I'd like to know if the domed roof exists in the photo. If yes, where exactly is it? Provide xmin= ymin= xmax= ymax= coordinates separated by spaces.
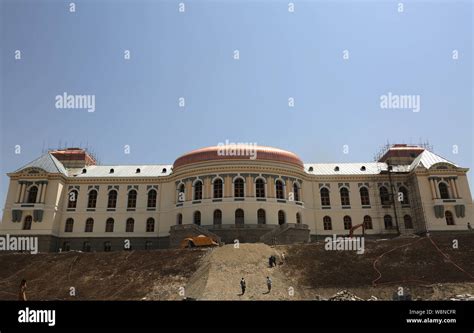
xmin=173 ymin=145 xmax=303 ymax=169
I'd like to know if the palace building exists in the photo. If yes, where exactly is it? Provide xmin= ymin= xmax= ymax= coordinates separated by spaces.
xmin=0 ymin=144 xmax=472 ymax=252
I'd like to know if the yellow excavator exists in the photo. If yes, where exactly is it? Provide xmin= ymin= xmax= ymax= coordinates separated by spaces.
xmin=180 ymin=235 xmax=219 ymax=248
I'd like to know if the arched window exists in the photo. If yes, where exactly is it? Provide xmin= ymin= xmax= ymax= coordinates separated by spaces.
xmin=439 ymin=183 xmax=450 ymax=199
xmin=363 ymin=215 xmax=373 ymax=229
xmin=384 ymin=215 xmax=393 ymax=229
xmin=257 ymin=209 xmax=266 ymax=224
xmin=256 ymin=178 xmax=266 ymax=198
xmin=234 ymin=178 xmax=244 ymax=198
xmin=87 ymin=190 xmax=98 ymax=209
xmin=323 ymin=216 xmax=332 ymax=230
xmin=360 ymin=187 xmax=370 ymax=206
xmin=213 ymin=210 xmax=222 ymax=225
xmin=178 ymin=184 xmax=185 ymax=202
xmin=105 ymin=218 xmax=114 ymax=232
xmin=278 ymin=210 xmax=286 ymax=225
xmin=27 ymin=186 xmax=38 ymax=203
xmin=65 ymin=218 xmax=74 ymax=232
xmin=85 ymin=218 xmax=94 ymax=232
xmin=213 ymin=179 xmax=223 ymax=198
xmin=296 ymin=212 xmax=302 ymax=224
xmin=320 ymin=188 xmax=330 ymax=206
xmin=147 ymin=189 xmax=157 ymax=208
xmin=293 ymin=183 xmax=300 ymax=202
xmin=104 ymin=241 xmax=111 ymax=252
xmin=235 ymin=209 xmax=244 ymax=225
xmin=275 ymin=180 xmax=284 ymax=199
xmin=343 ymin=216 xmax=352 ymax=230
xmin=445 ymin=211 xmax=455 ymax=225
xmin=68 ymin=190 xmax=78 ymax=209
xmin=23 ymin=215 xmax=32 ymax=230
xmin=127 ymin=190 xmax=137 ymax=209
xmin=340 ymin=188 xmax=350 ymax=206
xmin=107 ymin=190 xmax=117 ymax=209
xmin=126 ymin=218 xmax=135 ymax=232
xmin=177 ymin=213 xmax=183 ymax=225
xmin=379 ymin=186 xmax=390 ymax=205
xmin=194 ymin=211 xmax=201 ymax=225
xmin=194 ymin=181 xmax=203 ymax=200
xmin=404 ymin=215 xmax=413 ymax=229
xmin=399 ymin=186 xmax=409 ymax=205
xmin=146 ymin=218 xmax=155 ymax=232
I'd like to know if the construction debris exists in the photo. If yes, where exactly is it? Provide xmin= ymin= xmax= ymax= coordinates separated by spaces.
xmin=328 ymin=290 xmax=364 ymax=301
xmin=449 ymin=294 xmax=474 ymax=301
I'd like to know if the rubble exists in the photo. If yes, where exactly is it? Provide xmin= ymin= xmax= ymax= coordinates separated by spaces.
xmin=328 ymin=290 xmax=364 ymax=301
xmin=449 ymin=294 xmax=474 ymax=301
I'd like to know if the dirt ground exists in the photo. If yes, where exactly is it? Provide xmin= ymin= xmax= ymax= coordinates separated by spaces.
xmin=0 ymin=234 xmax=472 ymax=300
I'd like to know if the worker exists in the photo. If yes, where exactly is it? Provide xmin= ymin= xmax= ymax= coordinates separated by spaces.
xmin=19 ymin=279 xmax=27 ymax=301
xmin=268 ymin=256 xmax=273 ymax=268
xmin=240 ymin=278 xmax=246 ymax=295
xmin=468 ymin=222 xmax=472 ymax=232
xmin=266 ymin=276 xmax=272 ymax=292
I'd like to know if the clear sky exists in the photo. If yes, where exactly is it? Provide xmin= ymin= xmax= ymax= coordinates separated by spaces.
xmin=0 ymin=0 xmax=473 ymax=209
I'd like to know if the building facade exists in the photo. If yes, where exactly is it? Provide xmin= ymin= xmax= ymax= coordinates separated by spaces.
xmin=0 ymin=144 xmax=472 ymax=252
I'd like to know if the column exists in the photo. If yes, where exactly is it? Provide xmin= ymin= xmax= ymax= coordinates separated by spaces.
xmin=267 ymin=176 xmax=274 ymax=198
xmin=285 ymin=179 xmax=292 ymax=199
xmin=429 ymin=178 xmax=436 ymax=199
xmin=19 ymin=183 xmax=27 ymax=203
xmin=452 ymin=178 xmax=460 ymax=198
xmin=434 ymin=179 xmax=440 ymax=199
xmin=204 ymin=177 xmax=211 ymax=199
xmin=225 ymin=176 xmax=232 ymax=197
xmin=40 ymin=182 xmax=47 ymax=203
xmin=449 ymin=178 xmax=458 ymax=198
xmin=185 ymin=180 xmax=192 ymax=201
xmin=16 ymin=182 xmax=23 ymax=203
xmin=246 ymin=175 xmax=253 ymax=197
xmin=446 ymin=179 xmax=454 ymax=198
xmin=36 ymin=183 xmax=43 ymax=203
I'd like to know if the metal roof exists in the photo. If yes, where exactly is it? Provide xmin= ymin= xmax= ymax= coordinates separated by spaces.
xmin=15 ymin=153 xmax=68 ymax=175
xmin=409 ymin=150 xmax=458 ymax=171
xmin=69 ymin=165 xmax=173 ymax=178
xmin=304 ymin=162 xmax=411 ymax=176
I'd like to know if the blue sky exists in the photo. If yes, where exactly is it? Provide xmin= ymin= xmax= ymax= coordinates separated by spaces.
xmin=0 ymin=0 xmax=473 ymax=208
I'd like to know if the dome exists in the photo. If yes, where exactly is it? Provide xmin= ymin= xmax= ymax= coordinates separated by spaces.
xmin=173 ymin=145 xmax=303 ymax=169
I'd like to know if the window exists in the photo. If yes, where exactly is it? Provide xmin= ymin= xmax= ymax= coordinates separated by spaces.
xmin=404 ymin=215 xmax=413 ymax=229
xmin=147 ymin=189 xmax=157 ymax=208
xmin=320 ymin=188 xmax=330 ymax=206
xmin=256 ymin=178 xmax=265 ymax=198
xmin=126 ymin=218 xmax=135 ymax=232
xmin=213 ymin=179 xmax=223 ymax=198
xmin=340 ymin=188 xmax=350 ymax=206
xmin=276 ymin=180 xmax=284 ymax=199
xmin=380 ymin=186 xmax=390 ymax=205
xmin=323 ymin=216 xmax=332 ymax=230
xmin=177 ymin=213 xmax=183 ymax=225
xmin=146 ymin=218 xmax=155 ymax=232
xmin=63 ymin=242 xmax=70 ymax=252
xmin=65 ymin=218 xmax=74 ymax=232
xmin=107 ymin=190 xmax=117 ymax=209
xmin=194 ymin=211 xmax=201 ymax=225
xmin=234 ymin=178 xmax=244 ymax=198
xmin=235 ymin=209 xmax=244 ymax=225
xmin=445 ymin=211 xmax=455 ymax=225
xmin=343 ymin=216 xmax=352 ymax=230
xmin=88 ymin=190 xmax=98 ymax=208
xmin=296 ymin=212 xmax=302 ymax=224
xmin=257 ymin=209 xmax=266 ymax=224
xmin=384 ymin=215 xmax=393 ymax=229
xmin=399 ymin=186 xmax=409 ymax=205
xmin=278 ymin=210 xmax=285 ymax=225
xmin=127 ymin=190 xmax=137 ymax=209
xmin=363 ymin=215 xmax=373 ymax=229
xmin=105 ymin=218 xmax=114 ymax=232
xmin=194 ymin=181 xmax=203 ymax=200
xmin=178 ymin=184 xmax=185 ymax=202
xmin=85 ymin=218 xmax=94 ymax=232
xmin=213 ymin=210 xmax=222 ymax=225
xmin=83 ymin=241 xmax=91 ymax=252
xmin=439 ymin=183 xmax=450 ymax=199
xmin=68 ymin=190 xmax=78 ymax=209
xmin=23 ymin=215 xmax=32 ymax=230
xmin=293 ymin=183 xmax=300 ymax=202
xmin=104 ymin=242 xmax=111 ymax=252
xmin=360 ymin=187 xmax=370 ymax=206
xmin=27 ymin=186 xmax=38 ymax=203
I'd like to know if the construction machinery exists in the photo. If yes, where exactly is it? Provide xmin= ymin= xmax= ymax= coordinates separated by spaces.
xmin=180 ymin=235 xmax=219 ymax=248
xmin=348 ymin=223 xmax=366 ymax=238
